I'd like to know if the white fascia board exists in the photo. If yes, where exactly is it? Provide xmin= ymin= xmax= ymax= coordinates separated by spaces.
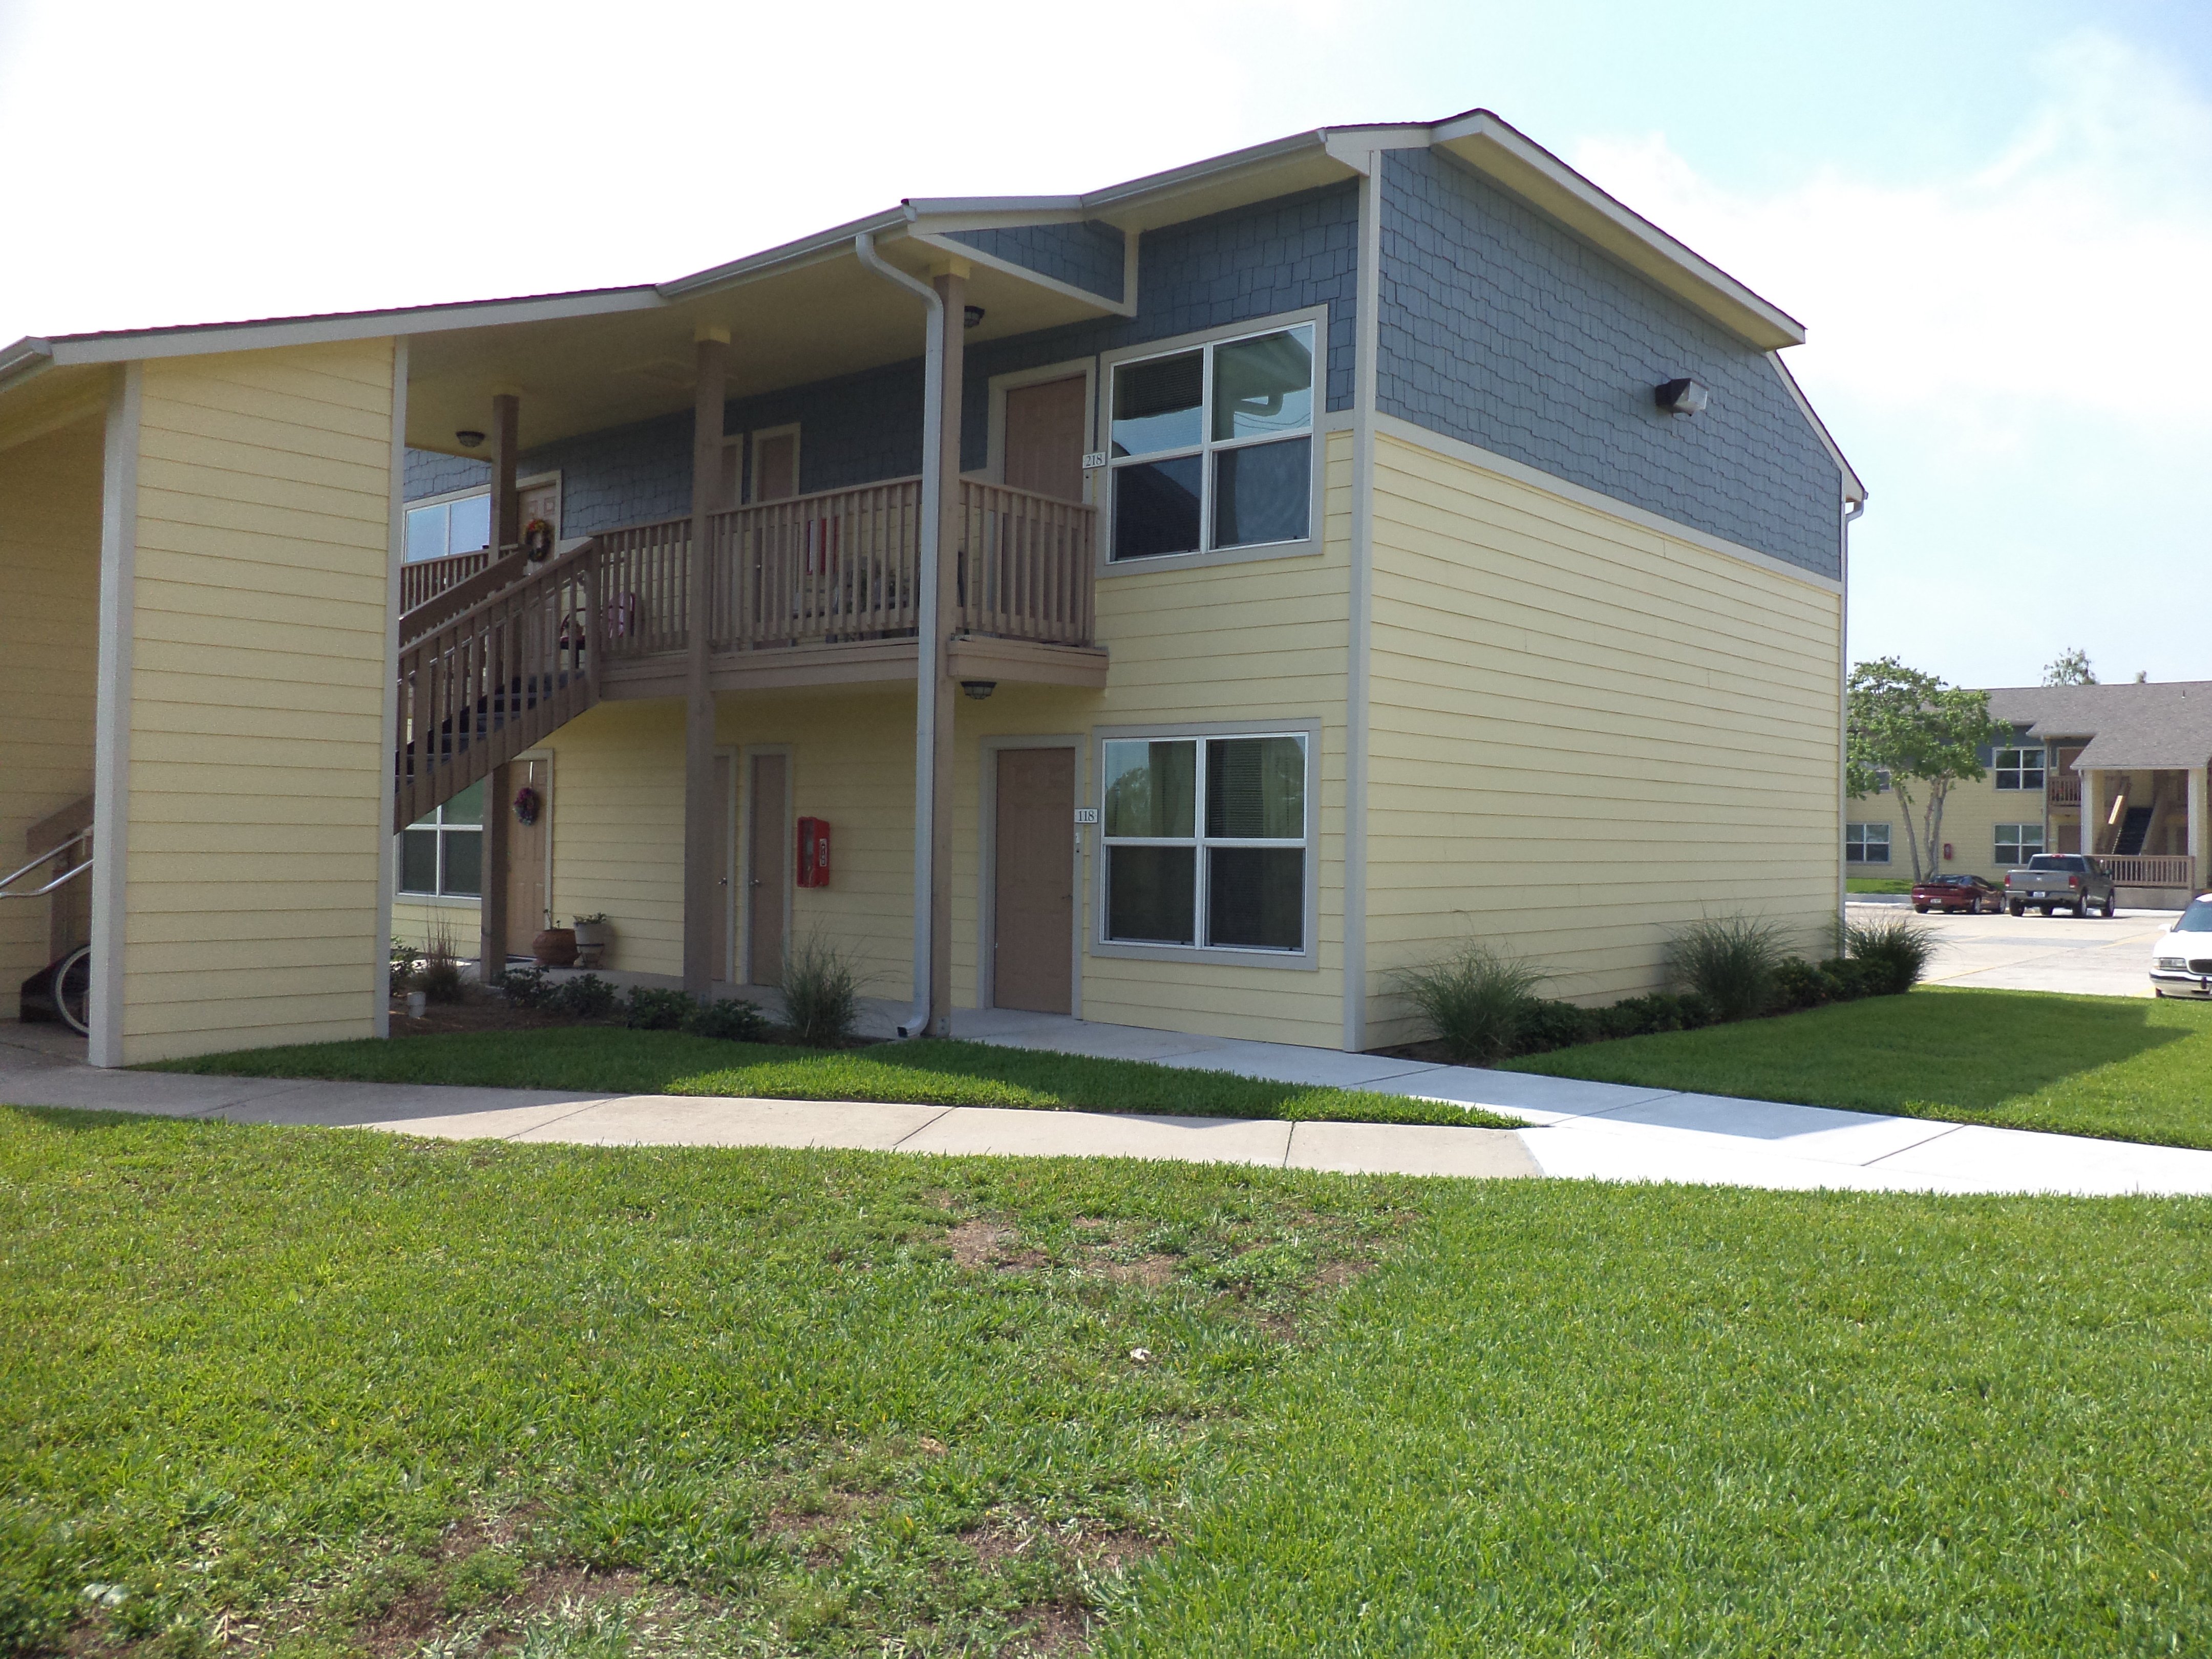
xmin=904 ymin=196 xmax=1086 ymax=227
xmin=0 ymin=336 xmax=54 ymax=390
xmin=657 ymin=207 xmax=912 ymax=299
xmin=1430 ymin=110 xmax=1806 ymax=350
xmin=1076 ymin=127 xmax=1340 ymax=213
xmin=907 ymin=231 xmax=1134 ymax=317
xmin=40 ymin=288 xmax=665 ymax=367
xmin=1322 ymin=127 xmax=1434 ymax=171
xmin=1769 ymin=353 xmax=1866 ymax=504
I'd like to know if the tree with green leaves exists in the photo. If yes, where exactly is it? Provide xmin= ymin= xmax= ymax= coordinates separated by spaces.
xmin=1847 ymin=657 xmax=2007 ymax=883
xmin=2044 ymin=647 xmax=2096 ymax=686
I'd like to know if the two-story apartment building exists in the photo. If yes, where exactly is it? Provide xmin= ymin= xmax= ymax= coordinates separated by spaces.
xmin=1845 ymin=681 xmax=2211 ymax=908
xmin=2 ymin=110 xmax=1863 ymax=1065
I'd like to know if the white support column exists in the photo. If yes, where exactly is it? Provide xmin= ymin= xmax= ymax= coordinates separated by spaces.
xmin=2082 ymin=770 xmax=2103 ymax=858
xmin=2189 ymin=764 xmax=2207 ymax=890
xmin=89 ymin=362 xmax=142 ymax=1068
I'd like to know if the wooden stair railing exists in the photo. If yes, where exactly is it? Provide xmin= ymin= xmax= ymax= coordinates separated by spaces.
xmin=399 ymin=547 xmax=501 ymax=614
xmin=399 ymin=548 xmax=529 ymax=646
xmin=393 ymin=539 xmax=601 ymax=832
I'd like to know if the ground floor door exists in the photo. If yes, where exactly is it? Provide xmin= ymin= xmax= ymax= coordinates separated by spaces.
xmin=712 ymin=753 xmax=735 ymax=979
xmin=747 ymin=752 xmax=789 ymax=986
xmin=992 ymin=747 xmax=1075 ymax=1014
xmin=503 ymin=754 xmax=550 ymax=959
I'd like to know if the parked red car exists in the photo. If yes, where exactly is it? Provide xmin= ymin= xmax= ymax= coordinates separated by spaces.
xmin=1912 ymin=875 xmax=2003 ymax=914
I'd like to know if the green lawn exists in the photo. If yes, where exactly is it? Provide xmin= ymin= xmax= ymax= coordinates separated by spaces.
xmin=4 ymin=1109 xmax=2208 ymax=1655
xmin=1505 ymin=986 xmax=2212 ymax=1147
xmin=1846 ymin=876 xmax=1915 ymax=894
xmin=148 ymin=1028 xmax=1514 ymax=1131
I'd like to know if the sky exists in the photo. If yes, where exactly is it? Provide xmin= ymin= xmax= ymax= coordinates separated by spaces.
xmin=3 ymin=0 xmax=2206 ymax=689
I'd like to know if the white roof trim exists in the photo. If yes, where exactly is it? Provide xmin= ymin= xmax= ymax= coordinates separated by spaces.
xmin=657 ymin=207 xmax=912 ymax=299
xmin=1768 ymin=353 xmax=1866 ymax=504
xmin=907 ymin=231 xmax=1134 ymax=317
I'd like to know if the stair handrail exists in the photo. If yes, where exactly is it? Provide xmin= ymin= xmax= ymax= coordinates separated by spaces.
xmin=399 ymin=547 xmax=531 ymax=645
xmin=403 ymin=537 xmax=601 ymax=650
xmin=1 ymin=825 xmax=91 ymax=900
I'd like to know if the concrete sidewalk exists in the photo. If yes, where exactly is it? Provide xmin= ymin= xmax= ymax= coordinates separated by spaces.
xmin=4 ymin=1015 xmax=2209 ymax=1197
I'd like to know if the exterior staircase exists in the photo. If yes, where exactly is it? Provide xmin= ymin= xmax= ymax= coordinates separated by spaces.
xmin=393 ymin=541 xmax=601 ymax=832
xmin=2114 ymin=804 xmax=2155 ymax=857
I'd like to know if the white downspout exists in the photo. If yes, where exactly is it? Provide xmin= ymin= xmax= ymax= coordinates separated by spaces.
xmin=854 ymin=230 xmax=943 ymax=1038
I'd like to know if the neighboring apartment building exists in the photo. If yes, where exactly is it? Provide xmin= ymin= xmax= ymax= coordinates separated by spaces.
xmin=1845 ymin=682 xmax=2212 ymax=907
xmin=1 ymin=110 xmax=1862 ymax=1066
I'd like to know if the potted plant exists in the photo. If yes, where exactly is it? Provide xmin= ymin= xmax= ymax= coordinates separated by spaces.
xmin=533 ymin=925 xmax=578 ymax=968
xmin=571 ymin=912 xmax=611 ymax=969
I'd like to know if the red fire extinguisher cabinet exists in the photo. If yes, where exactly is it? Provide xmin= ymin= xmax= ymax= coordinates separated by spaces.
xmin=796 ymin=817 xmax=831 ymax=887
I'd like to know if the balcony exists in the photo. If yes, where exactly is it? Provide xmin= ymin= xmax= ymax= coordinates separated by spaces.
xmin=2047 ymin=774 xmax=2081 ymax=807
xmin=593 ymin=476 xmax=1101 ymax=694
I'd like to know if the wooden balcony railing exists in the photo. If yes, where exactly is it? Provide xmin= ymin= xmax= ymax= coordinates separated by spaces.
xmin=593 ymin=477 xmax=1094 ymax=661
xmin=2047 ymin=775 xmax=2081 ymax=807
xmin=399 ymin=547 xmax=498 ymax=613
xmin=394 ymin=540 xmax=599 ymax=832
xmin=2099 ymin=855 xmax=2198 ymax=888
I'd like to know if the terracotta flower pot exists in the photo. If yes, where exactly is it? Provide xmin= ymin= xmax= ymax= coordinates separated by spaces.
xmin=533 ymin=927 xmax=578 ymax=968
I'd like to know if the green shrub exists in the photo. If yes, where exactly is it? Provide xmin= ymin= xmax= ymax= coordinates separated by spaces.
xmin=1844 ymin=914 xmax=1939 ymax=995
xmin=623 ymin=987 xmax=695 ymax=1031
xmin=682 ymin=997 xmax=769 ymax=1042
xmin=1676 ymin=991 xmax=1717 ymax=1029
xmin=1772 ymin=958 xmax=1831 ymax=1012
xmin=1818 ymin=956 xmax=1879 ymax=1001
xmin=781 ymin=938 xmax=866 ymax=1048
xmin=545 ymin=974 xmax=617 ymax=1020
xmin=1665 ymin=916 xmax=1793 ymax=1022
xmin=500 ymin=966 xmax=550 ymax=1009
xmin=1391 ymin=944 xmax=1548 ymax=1064
xmin=1516 ymin=998 xmax=1594 ymax=1055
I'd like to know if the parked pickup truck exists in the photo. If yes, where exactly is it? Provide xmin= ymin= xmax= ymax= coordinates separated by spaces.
xmin=2004 ymin=854 xmax=2117 ymax=918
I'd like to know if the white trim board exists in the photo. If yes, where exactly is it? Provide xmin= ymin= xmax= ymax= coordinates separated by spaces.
xmin=376 ymin=339 xmax=409 ymax=1037
xmin=985 ymin=357 xmax=1096 ymax=493
xmin=1342 ymin=153 xmax=1384 ymax=1053
xmin=89 ymin=363 xmax=143 ymax=1068
xmin=1368 ymin=411 xmax=1846 ymax=595
xmin=909 ymin=232 xmax=1134 ymax=318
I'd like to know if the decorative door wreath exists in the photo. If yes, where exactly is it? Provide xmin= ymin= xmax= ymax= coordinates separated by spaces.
xmin=512 ymin=785 xmax=542 ymax=825
xmin=522 ymin=518 xmax=555 ymax=560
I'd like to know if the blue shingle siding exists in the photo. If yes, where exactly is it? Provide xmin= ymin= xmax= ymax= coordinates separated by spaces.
xmin=403 ymin=449 xmax=491 ymax=500
xmin=943 ymin=221 xmax=1125 ymax=303
xmin=1377 ymin=147 xmax=1842 ymax=579
xmin=405 ymin=183 xmax=1360 ymax=519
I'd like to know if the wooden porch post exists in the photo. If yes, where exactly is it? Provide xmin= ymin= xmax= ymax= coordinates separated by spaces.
xmin=683 ymin=327 xmax=731 ymax=998
xmin=479 ymin=759 xmax=511 ymax=979
xmin=479 ymin=392 xmax=521 ymax=982
xmin=2082 ymin=769 xmax=2104 ymax=858
xmin=2188 ymin=764 xmax=2207 ymax=889
xmin=490 ymin=393 xmax=521 ymax=555
xmin=926 ymin=268 xmax=966 ymax=1035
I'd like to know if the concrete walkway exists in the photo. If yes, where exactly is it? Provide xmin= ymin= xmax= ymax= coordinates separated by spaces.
xmin=4 ymin=1014 xmax=2209 ymax=1197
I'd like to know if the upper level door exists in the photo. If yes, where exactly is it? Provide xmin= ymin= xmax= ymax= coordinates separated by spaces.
xmin=1003 ymin=376 xmax=1088 ymax=502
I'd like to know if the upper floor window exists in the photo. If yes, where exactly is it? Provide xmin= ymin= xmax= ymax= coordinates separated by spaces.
xmin=1108 ymin=323 xmax=1314 ymax=561
xmin=1993 ymin=747 xmax=2045 ymax=790
xmin=405 ymin=492 xmax=491 ymax=563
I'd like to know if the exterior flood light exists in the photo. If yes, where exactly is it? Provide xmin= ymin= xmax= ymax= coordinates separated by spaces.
xmin=455 ymin=429 xmax=486 ymax=448
xmin=1655 ymin=378 xmax=1709 ymax=417
xmin=960 ymin=679 xmax=997 ymax=700
xmin=964 ymin=305 xmax=986 ymax=329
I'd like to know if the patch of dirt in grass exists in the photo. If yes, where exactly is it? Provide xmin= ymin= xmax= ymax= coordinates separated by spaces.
xmin=946 ymin=1218 xmax=1049 ymax=1273
xmin=1096 ymin=1253 xmax=1178 ymax=1287
xmin=355 ymin=1562 xmax=649 ymax=1658
xmin=1006 ymin=1603 xmax=1095 ymax=1653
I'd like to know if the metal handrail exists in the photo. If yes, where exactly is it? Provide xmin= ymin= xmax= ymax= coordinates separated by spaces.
xmin=1 ymin=826 xmax=92 ymax=899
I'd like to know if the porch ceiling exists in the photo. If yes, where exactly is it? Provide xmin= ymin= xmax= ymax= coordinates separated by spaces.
xmin=405 ymin=233 xmax=1113 ymax=458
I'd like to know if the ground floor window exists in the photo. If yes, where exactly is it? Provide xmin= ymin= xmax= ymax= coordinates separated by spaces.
xmin=1995 ymin=823 xmax=2045 ymax=866
xmin=399 ymin=781 xmax=484 ymax=897
xmin=1845 ymin=822 xmax=1891 ymax=864
xmin=1101 ymin=732 xmax=1308 ymax=952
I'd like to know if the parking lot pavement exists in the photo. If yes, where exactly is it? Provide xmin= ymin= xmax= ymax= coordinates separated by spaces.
xmin=1852 ymin=902 xmax=2177 ymax=998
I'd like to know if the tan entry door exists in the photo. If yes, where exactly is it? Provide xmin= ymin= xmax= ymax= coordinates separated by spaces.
xmin=712 ymin=753 xmax=734 ymax=980
xmin=1003 ymin=376 xmax=1088 ymax=502
xmin=993 ymin=747 xmax=1075 ymax=1013
xmin=747 ymin=752 xmax=789 ymax=986
xmin=504 ymin=755 xmax=550 ymax=958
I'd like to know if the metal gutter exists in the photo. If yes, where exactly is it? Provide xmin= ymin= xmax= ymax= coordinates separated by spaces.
xmin=658 ymin=207 xmax=912 ymax=300
xmin=0 ymin=336 xmax=54 ymax=391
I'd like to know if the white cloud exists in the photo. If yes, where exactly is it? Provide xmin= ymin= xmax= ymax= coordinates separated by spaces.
xmin=1568 ymin=31 xmax=2212 ymax=432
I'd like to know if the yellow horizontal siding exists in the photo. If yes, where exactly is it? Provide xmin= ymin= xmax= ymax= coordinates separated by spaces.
xmin=1363 ymin=431 xmax=1843 ymax=1039
xmin=539 ymin=699 xmax=687 ymax=976
xmin=0 ymin=416 xmax=103 ymax=1016
xmin=119 ymin=340 xmax=395 ymax=1063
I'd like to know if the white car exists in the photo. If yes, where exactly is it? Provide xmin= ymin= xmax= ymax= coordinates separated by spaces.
xmin=2148 ymin=894 xmax=2212 ymax=999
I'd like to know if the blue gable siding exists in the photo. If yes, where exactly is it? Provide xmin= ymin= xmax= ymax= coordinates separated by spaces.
xmin=943 ymin=221 xmax=1124 ymax=303
xmin=1376 ymin=146 xmax=1842 ymax=579
xmin=404 ymin=449 xmax=491 ymax=499
xmin=406 ymin=182 xmax=1360 ymax=516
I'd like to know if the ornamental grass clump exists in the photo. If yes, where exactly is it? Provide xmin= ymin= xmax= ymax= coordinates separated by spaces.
xmin=1391 ymin=944 xmax=1548 ymax=1064
xmin=417 ymin=918 xmax=467 ymax=1005
xmin=1665 ymin=915 xmax=1793 ymax=1023
xmin=781 ymin=937 xmax=867 ymax=1048
xmin=1844 ymin=914 xmax=1940 ymax=996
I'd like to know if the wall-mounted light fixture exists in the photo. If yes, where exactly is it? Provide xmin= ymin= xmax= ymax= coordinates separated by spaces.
xmin=964 ymin=305 xmax=986 ymax=329
xmin=455 ymin=429 xmax=486 ymax=449
xmin=960 ymin=679 xmax=997 ymax=700
xmin=1654 ymin=378 xmax=1709 ymax=418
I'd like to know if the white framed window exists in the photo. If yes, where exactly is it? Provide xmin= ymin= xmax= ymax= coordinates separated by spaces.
xmin=719 ymin=426 xmax=802 ymax=506
xmin=399 ymin=780 xmax=484 ymax=897
xmin=1845 ymin=822 xmax=1891 ymax=864
xmin=1099 ymin=731 xmax=1310 ymax=955
xmin=1995 ymin=823 xmax=2046 ymax=865
xmin=1102 ymin=315 xmax=1319 ymax=564
xmin=1994 ymin=747 xmax=2046 ymax=790
xmin=405 ymin=491 xmax=492 ymax=564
